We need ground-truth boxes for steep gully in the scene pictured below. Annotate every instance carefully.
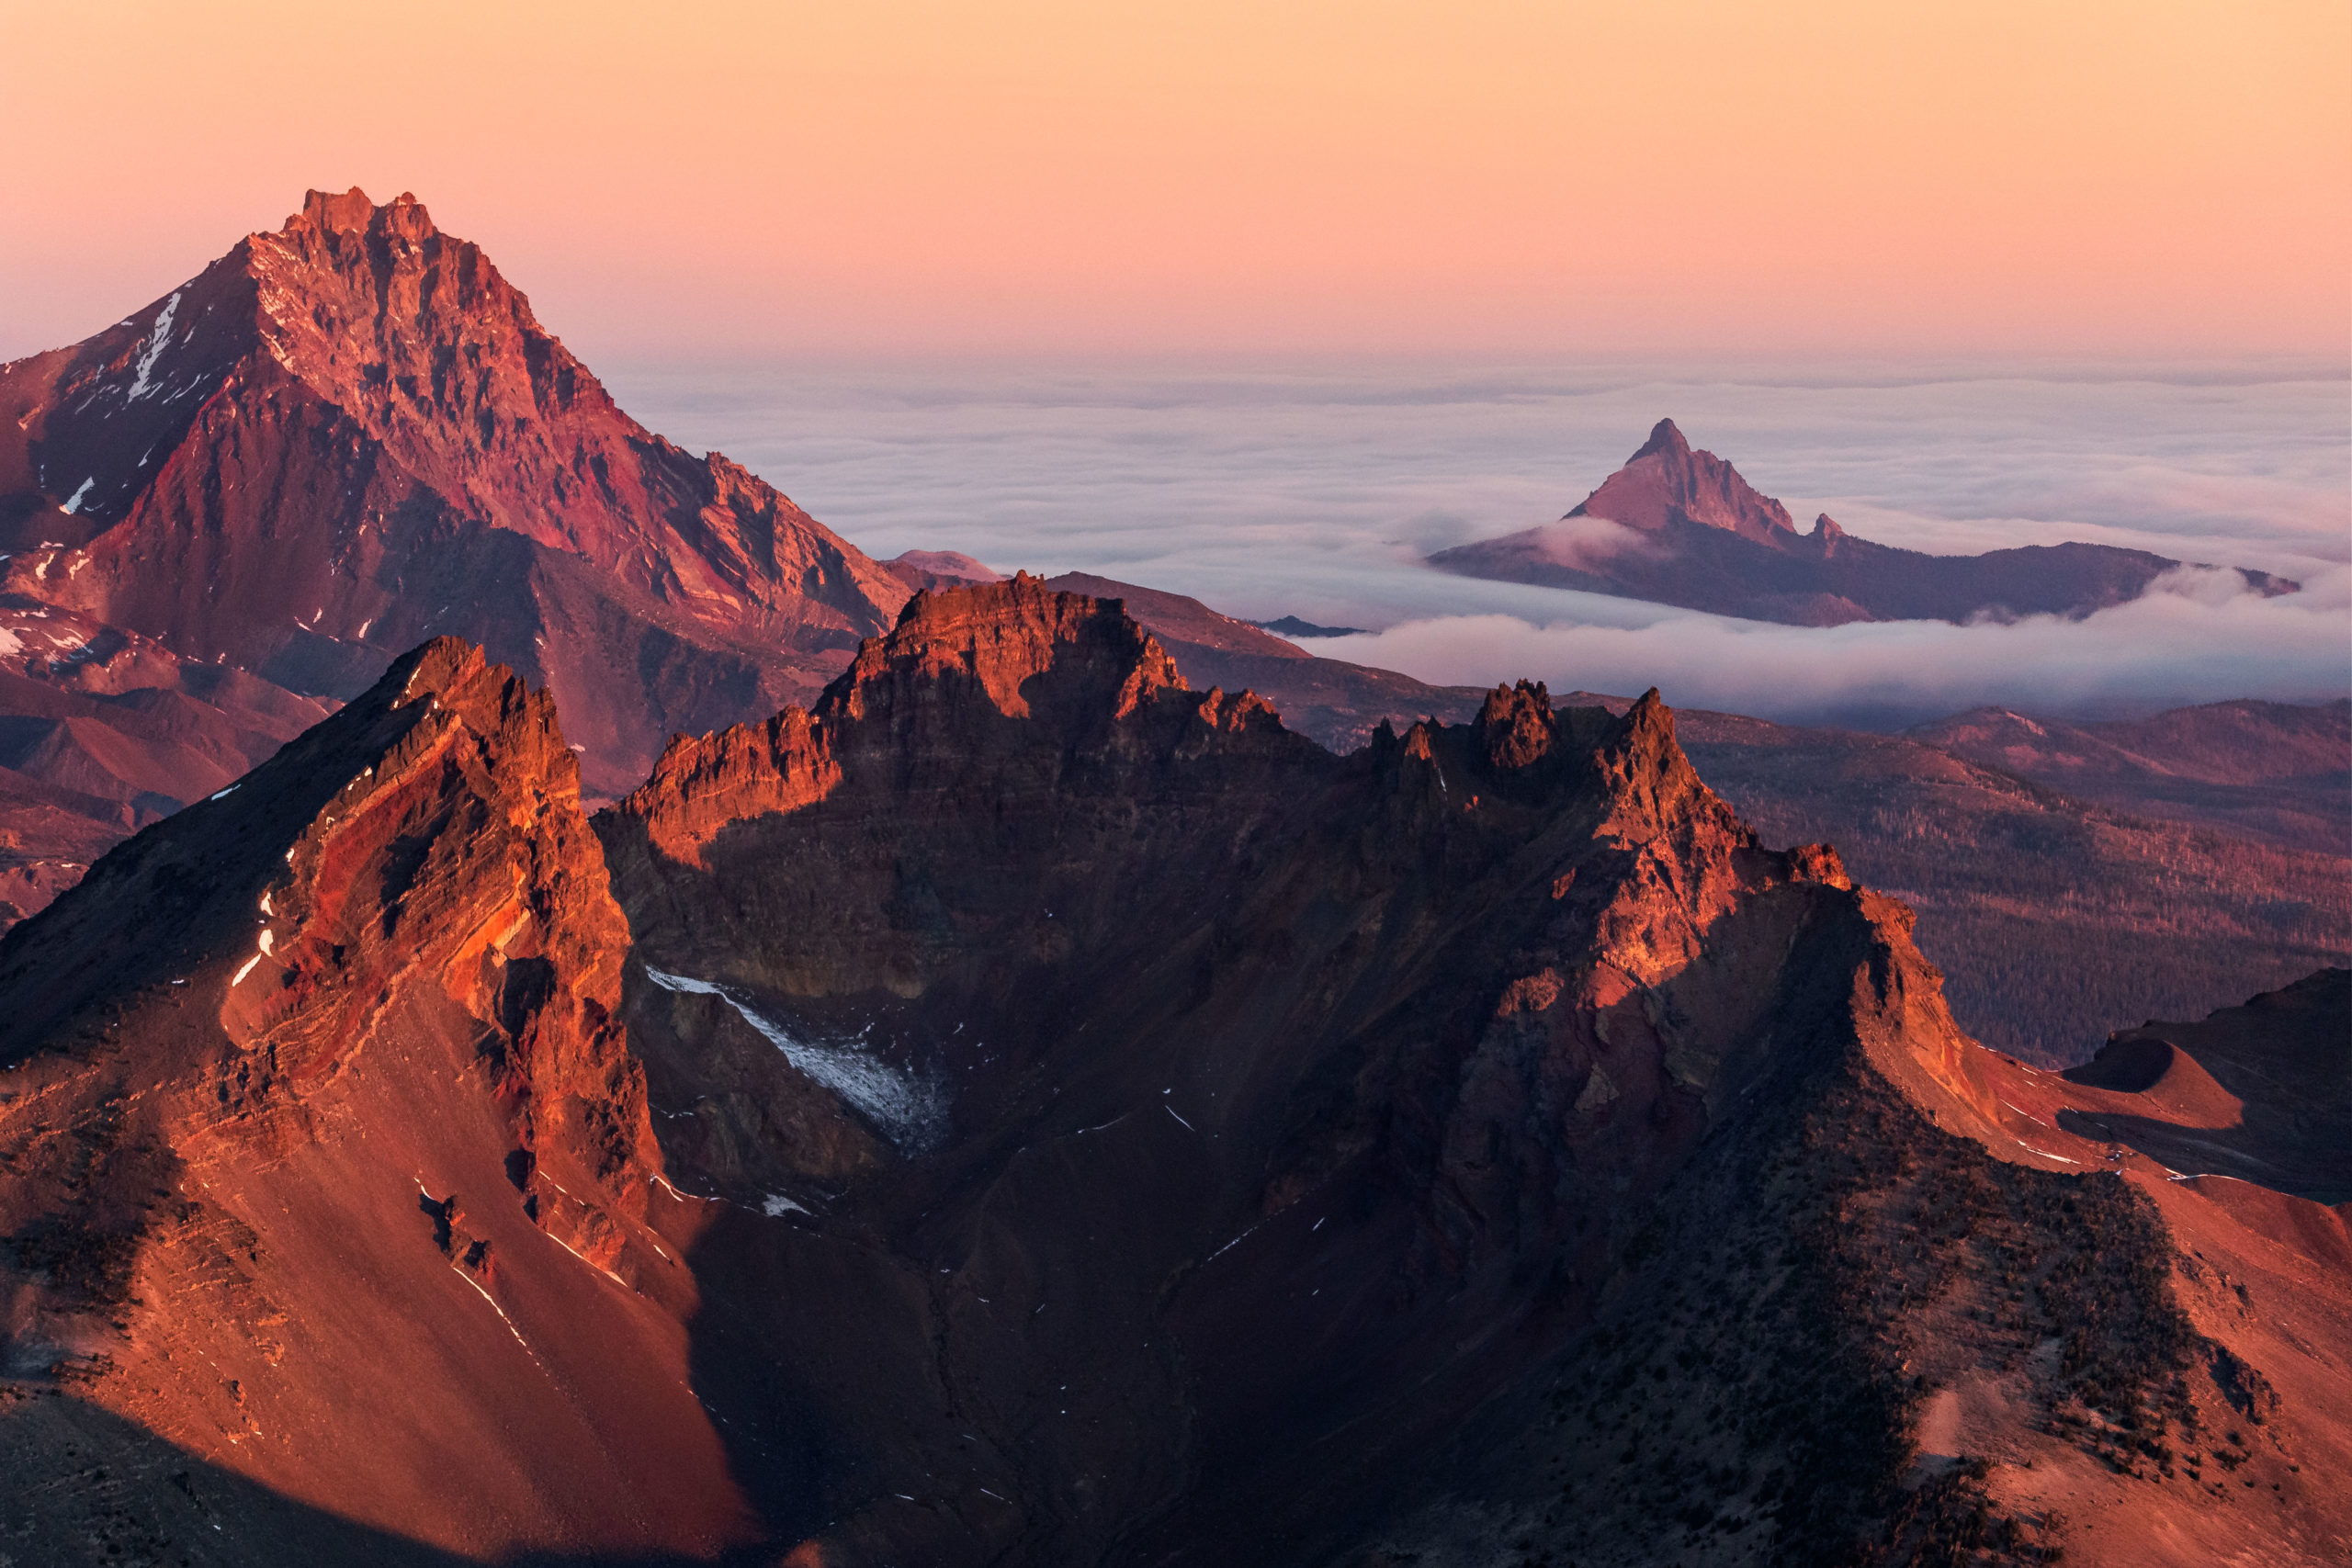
[0,580,2342,1565]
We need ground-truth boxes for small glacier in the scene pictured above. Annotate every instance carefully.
[644,967,948,1148]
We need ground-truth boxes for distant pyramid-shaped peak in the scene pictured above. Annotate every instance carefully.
[1567,419,1798,546]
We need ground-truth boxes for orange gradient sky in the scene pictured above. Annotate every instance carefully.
[2,1,2346,363]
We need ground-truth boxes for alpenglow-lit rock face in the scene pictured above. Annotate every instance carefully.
[0,187,911,796]
[0,637,758,1560]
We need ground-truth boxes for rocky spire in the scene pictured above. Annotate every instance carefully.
[1566,417,1800,546]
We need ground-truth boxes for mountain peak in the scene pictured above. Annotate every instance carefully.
[1567,419,1798,545]
[822,573,1186,728]
[0,188,910,796]
[290,186,433,240]
[1633,416,1690,460]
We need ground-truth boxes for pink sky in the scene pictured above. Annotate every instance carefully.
[3,1,2346,364]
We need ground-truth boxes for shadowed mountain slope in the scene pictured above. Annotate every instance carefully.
[1429,420,2298,626]
[2060,967,2352,1203]
[594,581,2349,1566]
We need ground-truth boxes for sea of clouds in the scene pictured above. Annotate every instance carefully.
[606,357,2349,728]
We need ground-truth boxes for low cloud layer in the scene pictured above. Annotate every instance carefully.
[607,355,2351,727]
[1318,566,2352,728]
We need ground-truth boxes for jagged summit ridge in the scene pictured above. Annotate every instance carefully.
[292,184,430,235]
[1566,416,1800,544]
[825,571,1190,725]
[612,577,1295,865]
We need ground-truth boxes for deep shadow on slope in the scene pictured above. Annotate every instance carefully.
[0,1394,795,1568]
[590,581,2312,1565]
[1361,1035,2245,1568]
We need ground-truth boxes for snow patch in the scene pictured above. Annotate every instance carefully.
[60,479,95,514]
[762,1193,810,1218]
[127,291,182,400]
[643,966,949,1148]
[231,953,263,987]
[450,1261,538,1357]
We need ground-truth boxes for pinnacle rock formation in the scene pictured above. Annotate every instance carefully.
[1568,417,1801,545]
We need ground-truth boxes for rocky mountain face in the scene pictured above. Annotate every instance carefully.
[0,639,756,1562]
[1427,420,2299,626]
[1566,416,1804,546]
[0,192,1498,939]
[0,187,910,799]
[0,563,2343,1566]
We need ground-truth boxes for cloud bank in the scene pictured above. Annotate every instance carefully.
[1318,566,2352,728]
[606,355,2351,727]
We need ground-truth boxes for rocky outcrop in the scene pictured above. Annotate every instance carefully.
[0,638,754,1561]
[0,188,910,795]
[1429,419,2299,626]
